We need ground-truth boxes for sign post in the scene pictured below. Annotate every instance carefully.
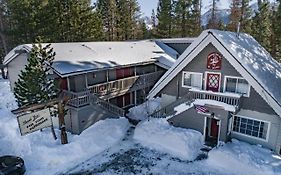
[58,99,68,144]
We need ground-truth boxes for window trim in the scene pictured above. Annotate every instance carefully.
[204,71,222,92]
[223,75,251,97]
[231,114,271,142]
[182,71,203,89]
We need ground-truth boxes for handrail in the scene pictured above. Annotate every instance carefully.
[62,90,91,108]
[149,90,242,119]
[148,92,194,118]
[92,94,125,117]
[87,71,164,96]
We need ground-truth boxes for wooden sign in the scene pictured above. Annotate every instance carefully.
[207,52,222,70]
[17,108,52,136]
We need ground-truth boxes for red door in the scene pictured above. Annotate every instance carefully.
[60,78,68,90]
[124,93,131,107]
[206,73,220,92]
[210,119,219,138]
[116,67,133,79]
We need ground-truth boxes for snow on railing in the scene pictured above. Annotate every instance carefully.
[149,90,242,119]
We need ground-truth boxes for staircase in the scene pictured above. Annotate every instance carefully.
[148,92,194,118]
[64,90,125,117]
[91,94,125,117]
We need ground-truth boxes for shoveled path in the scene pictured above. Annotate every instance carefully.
[61,125,218,175]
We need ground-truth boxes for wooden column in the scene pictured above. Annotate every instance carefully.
[58,99,68,144]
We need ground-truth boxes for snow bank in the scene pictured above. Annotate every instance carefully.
[133,118,204,161]
[0,80,130,175]
[174,102,194,115]
[127,97,161,121]
[206,139,281,175]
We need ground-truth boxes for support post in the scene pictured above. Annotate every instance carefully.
[58,100,68,144]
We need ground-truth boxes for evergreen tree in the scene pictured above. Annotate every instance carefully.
[251,0,271,53]
[191,0,202,36]
[207,0,219,29]
[173,0,192,37]
[116,0,141,40]
[46,0,103,42]
[227,0,241,31]
[14,39,57,107]
[156,0,173,38]
[97,0,118,41]
[276,0,281,61]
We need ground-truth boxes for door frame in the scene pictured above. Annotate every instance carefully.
[204,71,222,92]
[203,116,221,144]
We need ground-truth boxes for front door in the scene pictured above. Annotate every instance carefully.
[210,118,219,138]
[206,72,220,92]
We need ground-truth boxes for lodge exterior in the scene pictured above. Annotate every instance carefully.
[4,30,281,154]
[148,30,281,154]
[3,40,191,134]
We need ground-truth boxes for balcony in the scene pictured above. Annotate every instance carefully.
[189,89,242,108]
[87,71,164,99]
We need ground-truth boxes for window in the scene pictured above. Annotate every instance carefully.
[182,72,202,89]
[224,76,250,96]
[232,116,269,140]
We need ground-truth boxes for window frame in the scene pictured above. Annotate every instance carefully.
[182,71,203,89]
[231,114,270,142]
[223,75,251,97]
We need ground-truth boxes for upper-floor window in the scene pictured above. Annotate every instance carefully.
[224,76,250,97]
[232,115,269,141]
[182,71,203,89]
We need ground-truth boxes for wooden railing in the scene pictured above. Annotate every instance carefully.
[87,71,164,96]
[92,95,125,117]
[63,90,91,108]
[191,90,241,107]
[63,90,125,117]
[149,92,194,118]
[149,90,242,119]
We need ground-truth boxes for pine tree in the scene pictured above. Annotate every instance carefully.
[207,0,219,29]
[97,0,118,41]
[46,0,103,42]
[14,39,57,107]
[156,0,173,38]
[276,0,281,61]
[227,0,241,31]
[251,0,271,53]
[173,0,192,37]
[116,0,141,40]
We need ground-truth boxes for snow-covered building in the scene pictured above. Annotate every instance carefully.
[148,29,281,154]
[4,40,190,134]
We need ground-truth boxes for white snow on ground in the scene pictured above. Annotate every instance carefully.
[0,80,130,175]
[133,118,204,161]
[205,139,281,175]
[127,97,161,121]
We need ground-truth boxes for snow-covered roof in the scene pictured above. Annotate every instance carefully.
[148,29,281,116]
[4,40,177,77]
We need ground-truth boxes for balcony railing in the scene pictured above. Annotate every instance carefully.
[63,90,125,116]
[87,71,164,96]
[149,90,242,119]
[63,90,91,108]
[190,89,242,107]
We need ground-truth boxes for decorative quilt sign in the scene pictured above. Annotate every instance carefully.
[207,52,222,70]
[17,108,52,136]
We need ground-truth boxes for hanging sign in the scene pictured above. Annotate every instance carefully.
[207,52,222,70]
[17,108,52,136]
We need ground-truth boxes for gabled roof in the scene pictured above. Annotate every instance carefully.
[4,40,177,77]
[148,29,281,116]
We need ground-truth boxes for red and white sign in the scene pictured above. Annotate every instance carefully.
[207,53,222,70]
